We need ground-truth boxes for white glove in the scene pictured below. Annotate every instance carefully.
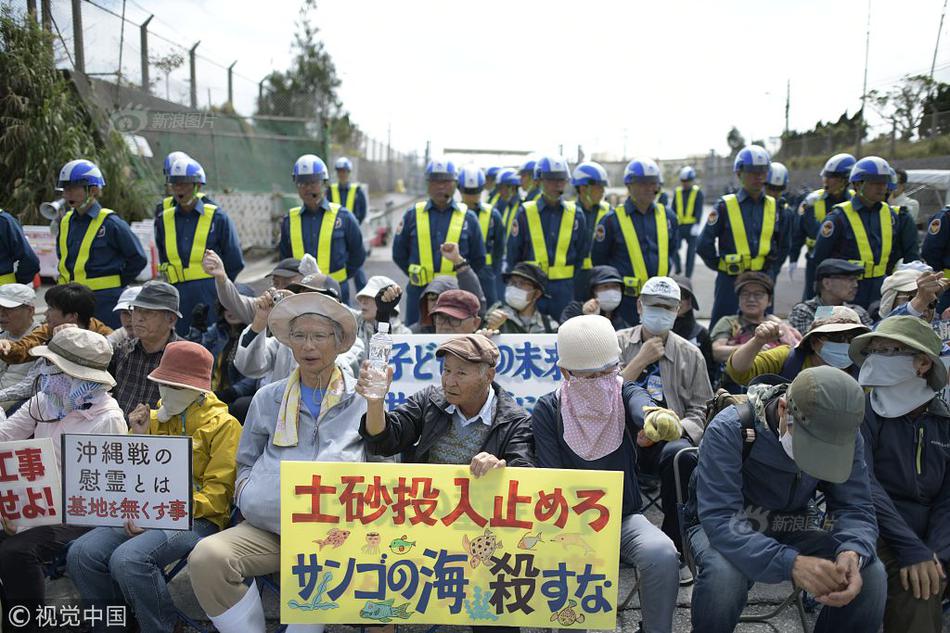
[690,222,703,237]
[788,262,798,280]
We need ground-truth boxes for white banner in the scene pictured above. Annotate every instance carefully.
[0,438,62,529]
[386,334,560,413]
[61,434,193,530]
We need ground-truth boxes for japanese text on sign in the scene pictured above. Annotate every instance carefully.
[0,438,61,529]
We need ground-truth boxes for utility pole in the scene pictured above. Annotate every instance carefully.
[140,16,152,91]
[929,0,947,136]
[189,42,200,109]
[784,79,790,138]
[856,0,871,155]
[227,61,237,110]
[71,0,85,74]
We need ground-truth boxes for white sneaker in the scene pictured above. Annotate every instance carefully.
[679,559,694,586]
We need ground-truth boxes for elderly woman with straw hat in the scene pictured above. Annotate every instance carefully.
[188,292,369,633]
[66,340,242,633]
[0,328,127,633]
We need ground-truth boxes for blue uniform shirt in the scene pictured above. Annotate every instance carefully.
[0,209,40,284]
[922,206,950,272]
[61,202,146,286]
[812,194,898,272]
[505,196,589,274]
[479,204,506,274]
[332,183,368,224]
[893,205,919,263]
[392,199,486,277]
[697,188,783,273]
[278,198,366,277]
[590,199,677,279]
[789,189,849,261]
[154,200,245,281]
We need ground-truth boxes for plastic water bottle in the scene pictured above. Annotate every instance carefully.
[364,322,393,399]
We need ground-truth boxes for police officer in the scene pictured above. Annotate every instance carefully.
[279,154,366,307]
[813,156,898,310]
[672,166,704,278]
[920,203,950,315]
[507,155,589,320]
[329,156,369,292]
[55,159,146,329]
[484,165,501,208]
[572,161,612,265]
[155,156,244,334]
[392,159,486,326]
[457,165,504,306]
[790,153,855,300]
[887,167,920,265]
[0,208,39,286]
[590,158,677,325]
[655,172,670,206]
[519,158,540,202]
[494,167,523,301]
[698,145,783,328]
[765,161,794,278]
[155,151,199,216]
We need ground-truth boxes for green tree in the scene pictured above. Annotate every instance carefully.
[867,74,947,141]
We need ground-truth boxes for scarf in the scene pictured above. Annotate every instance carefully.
[558,373,625,461]
[38,363,108,419]
[274,365,346,447]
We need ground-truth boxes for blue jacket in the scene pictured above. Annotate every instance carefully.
[506,196,589,276]
[921,206,950,273]
[812,194,898,274]
[277,198,366,279]
[479,203,506,274]
[590,199,678,279]
[330,183,368,224]
[61,202,146,286]
[199,322,257,399]
[861,395,950,566]
[693,404,878,583]
[0,209,39,283]
[392,199,486,276]
[531,382,652,517]
[154,201,244,281]
[894,205,919,262]
[697,189,786,275]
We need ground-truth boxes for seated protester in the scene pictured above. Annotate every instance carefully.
[430,289,483,334]
[0,282,112,364]
[883,268,950,324]
[354,275,411,353]
[687,366,886,633]
[110,281,183,418]
[106,285,142,347]
[533,315,681,632]
[358,333,533,471]
[484,263,557,334]
[409,242,487,334]
[787,259,874,333]
[0,329,128,632]
[671,275,717,386]
[710,272,801,392]
[203,252,306,326]
[188,292,369,633]
[560,265,631,329]
[0,284,39,412]
[233,273,364,386]
[850,317,950,633]
[617,276,713,581]
[727,306,870,385]
[67,342,241,633]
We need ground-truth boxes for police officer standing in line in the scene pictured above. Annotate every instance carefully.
[887,167,920,265]
[572,161,612,295]
[671,165,704,278]
[591,158,677,326]
[155,156,244,335]
[519,158,541,202]
[698,145,783,328]
[330,157,369,292]
[392,159,486,326]
[484,165,501,208]
[0,208,39,286]
[790,153,855,300]
[279,154,366,307]
[156,151,203,216]
[655,172,670,206]
[506,156,588,320]
[813,156,898,310]
[764,161,794,278]
[55,159,146,329]
[920,201,950,315]
[493,167,523,301]
[457,165,504,306]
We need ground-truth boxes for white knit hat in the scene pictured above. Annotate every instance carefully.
[557,315,620,372]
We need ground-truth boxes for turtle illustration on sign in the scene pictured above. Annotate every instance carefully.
[462,528,503,569]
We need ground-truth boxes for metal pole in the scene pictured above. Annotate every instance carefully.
[784,79,790,137]
[189,42,200,109]
[40,0,51,31]
[856,0,871,155]
[929,0,947,136]
[387,123,393,192]
[71,0,85,74]
[258,79,265,106]
[227,61,237,109]
[140,16,152,91]
[26,0,36,19]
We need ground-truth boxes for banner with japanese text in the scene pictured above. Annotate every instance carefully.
[61,434,193,530]
[387,334,559,413]
[280,462,622,628]
[0,438,61,529]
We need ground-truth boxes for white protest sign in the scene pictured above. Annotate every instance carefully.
[62,434,193,530]
[0,438,62,529]
[385,334,560,413]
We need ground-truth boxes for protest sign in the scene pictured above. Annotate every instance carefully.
[61,434,193,530]
[387,334,559,413]
[280,462,622,629]
[0,438,61,529]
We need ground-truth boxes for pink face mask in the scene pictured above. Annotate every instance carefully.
[559,371,625,461]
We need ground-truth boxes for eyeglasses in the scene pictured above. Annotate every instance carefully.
[289,331,334,345]
[738,291,768,301]
[863,346,916,358]
[433,314,469,328]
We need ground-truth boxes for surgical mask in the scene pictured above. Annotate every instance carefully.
[156,385,202,422]
[640,305,676,335]
[816,341,852,369]
[505,286,531,311]
[779,412,795,460]
[595,289,622,312]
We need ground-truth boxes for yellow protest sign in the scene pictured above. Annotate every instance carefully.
[280,462,622,628]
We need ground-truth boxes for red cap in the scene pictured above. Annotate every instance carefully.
[430,289,480,320]
[148,341,214,392]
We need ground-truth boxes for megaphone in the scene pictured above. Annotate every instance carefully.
[40,198,65,221]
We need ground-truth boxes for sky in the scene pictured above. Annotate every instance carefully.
[36,0,950,162]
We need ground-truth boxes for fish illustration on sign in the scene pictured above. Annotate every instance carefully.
[549,533,594,555]
[362,531,382,555]
[389,535,416,554]
[313,528,350,550]
[550,600,585,626]
[462,528,503,569]
[516,532,543,550]
[360,599,413,622]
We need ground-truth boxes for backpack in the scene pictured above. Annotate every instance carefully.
[704,389,757,461]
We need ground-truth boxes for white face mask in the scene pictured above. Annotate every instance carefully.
[858,353,916,386]
[640,305,677,335]
[505,286,531,311]
[859,353,935,417]
[596,289,622,312]
[156,384,202,422]
[779,411,795,460]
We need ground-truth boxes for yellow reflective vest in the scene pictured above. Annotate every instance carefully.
[522,200,577,281]
[582,201,612,270]
[160,204,217,284]
[717,194,777,274]
[674,185,699,225]
[835,200,893,279]
[57,209,122,290]
[329,183,358,212]
[408,201,468,286]
[288,203,348,282]
[613,201,669,295]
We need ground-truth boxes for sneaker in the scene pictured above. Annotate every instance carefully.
[679,558,694,586]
